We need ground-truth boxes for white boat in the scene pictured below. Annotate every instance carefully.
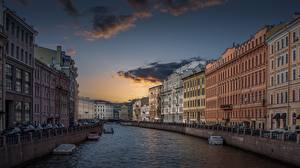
[53,144,76,155]
[88,132,100,140]
[208,136,224,145]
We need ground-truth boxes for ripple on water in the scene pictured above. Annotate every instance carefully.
[25,124,294,168]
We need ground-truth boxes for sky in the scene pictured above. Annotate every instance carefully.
[7,0,300,102]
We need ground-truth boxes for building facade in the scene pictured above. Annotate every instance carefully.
[206,27,270,129]
[0,1,7,131]
[141,97,149,121]
[4,8,37,128]
[94,100,114,120]
[161,73,184,123]
[266,16,300,131]
[132,99,141,121]
[33,59,60,125]
[183,68,206,123]
[119,104,130,121]
[78,96,95,120]
[149,85,162,122]
[61,55,78,126]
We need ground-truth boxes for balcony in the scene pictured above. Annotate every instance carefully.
[220,104,233,110]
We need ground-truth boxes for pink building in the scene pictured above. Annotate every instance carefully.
[33,59,70,127]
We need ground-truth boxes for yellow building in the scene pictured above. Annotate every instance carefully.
[183,68,205,123]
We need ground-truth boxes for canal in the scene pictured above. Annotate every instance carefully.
[25,123,293,168]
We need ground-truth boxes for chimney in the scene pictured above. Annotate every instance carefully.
[56,45,62,67]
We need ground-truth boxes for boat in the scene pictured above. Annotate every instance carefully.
[208,136,224,145]
[103,128,114,134]
[53,144,76,155]
[88,132,100,140]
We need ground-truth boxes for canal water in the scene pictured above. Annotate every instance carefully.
[25,123,293,168]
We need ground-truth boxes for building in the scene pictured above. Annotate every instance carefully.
[119,104,130,121]
[266,15,300,131]
[132,99,141,121]
[161,73,184,123]
[4,7,37,128]
[149,85,162,122]
[183,67,206,123]
[94,100,114,120]
[161,61,206,123]
[141,97,149,121]
[78,96,95,120]
[33,59,60,125]
[61,54,78,126]
[0,0,7,131]
[206,27,271,129]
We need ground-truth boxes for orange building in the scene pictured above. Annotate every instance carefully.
[205,26,272,129]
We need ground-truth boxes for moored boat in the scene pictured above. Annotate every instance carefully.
[53,144,76,155]
[208,136,224,145]
[88,132,100,140]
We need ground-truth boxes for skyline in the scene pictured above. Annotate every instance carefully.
[6,0,300,102]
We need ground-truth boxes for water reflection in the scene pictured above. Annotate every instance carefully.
[25,123,293,168]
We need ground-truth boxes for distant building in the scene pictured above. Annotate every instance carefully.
[119,104,130,121]
[132,99,141,121]
[78,96,95,120]
[141,97,149,121]
[149,85,162,122]
[94,100,114,120]
[4,7,37,128]
[182,67,206,123]
[266,16,300,131]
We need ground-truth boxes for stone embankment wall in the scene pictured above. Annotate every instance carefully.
[123,122,300,167]
[0,124,102,168]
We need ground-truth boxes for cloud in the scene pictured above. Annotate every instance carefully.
[157,0,225,16]
[66,48,77,56]
[77,9,151,40]
[57,0,79,17]
[117,57,206,83]
[12,0,30,5]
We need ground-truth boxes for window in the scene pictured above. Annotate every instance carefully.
[21,49,24,61]
[11,22,14,35]
[16,68,22,92]
[293,68,296,80]
[15,102,22,122]
[293,32,297,42]
[285,54,288,64]
[10,43,14,57]
[24,72,29,82]
[21,30,24,41]
[293,90,296,102]
[17,26,20,39]
[6,18,9,31]
[24,103,30,121]
[293,49,296,62]
[285,36,288,46]
[16,46,19,59]
[25,52,28,64]
[5,64,13,90]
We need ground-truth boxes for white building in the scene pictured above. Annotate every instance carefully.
[94,100,114,120]
[161,60,207,123]
[78,96,95,120]
[141,97,149,121]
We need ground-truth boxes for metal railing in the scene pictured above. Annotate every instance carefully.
[126,121,300,143]
[0,123,101,148]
